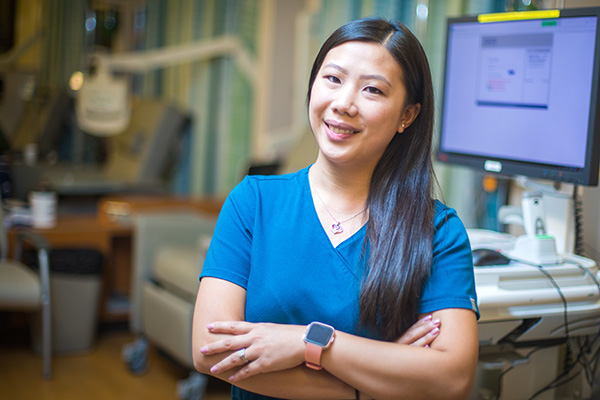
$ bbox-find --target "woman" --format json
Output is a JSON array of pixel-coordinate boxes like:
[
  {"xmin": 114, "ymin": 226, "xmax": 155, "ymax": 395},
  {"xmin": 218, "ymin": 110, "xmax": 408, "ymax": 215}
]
[{"xmin": 192, "ymin": 17, "xmax": 479, "ymax": 399}]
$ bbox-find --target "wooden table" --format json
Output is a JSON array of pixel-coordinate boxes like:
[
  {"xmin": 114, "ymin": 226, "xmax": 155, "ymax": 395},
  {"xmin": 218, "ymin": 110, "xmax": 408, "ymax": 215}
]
[
  {"xmin": 10, "ymin": 214, "xmax": 132, "ymax": 322},
  {"xmin": 10, "ymin": 195, "xmax": 224, "ymax": 323}
]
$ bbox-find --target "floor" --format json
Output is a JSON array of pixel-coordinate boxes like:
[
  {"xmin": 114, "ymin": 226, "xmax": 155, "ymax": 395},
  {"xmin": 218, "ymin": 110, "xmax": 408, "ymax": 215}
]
[{"xmin": 0, "ymin": 314, "xmax": 231, "ymax": 400}]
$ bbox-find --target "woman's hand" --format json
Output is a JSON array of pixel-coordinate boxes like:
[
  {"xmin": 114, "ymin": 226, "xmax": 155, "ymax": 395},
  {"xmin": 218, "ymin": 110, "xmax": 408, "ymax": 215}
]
[
  {"xmin": 200, "ymin": 321, "xmax": 306, "ymax": 382},
  {"xmin": 396, "ymin": 314, "xmax": 440, "ymax": 346}
]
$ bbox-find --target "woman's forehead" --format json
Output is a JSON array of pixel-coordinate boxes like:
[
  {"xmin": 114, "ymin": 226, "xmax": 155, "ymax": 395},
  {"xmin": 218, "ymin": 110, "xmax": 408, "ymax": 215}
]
[{"xmin": 321, "ymin": 41, "xmax": 404, "ymax": 84}]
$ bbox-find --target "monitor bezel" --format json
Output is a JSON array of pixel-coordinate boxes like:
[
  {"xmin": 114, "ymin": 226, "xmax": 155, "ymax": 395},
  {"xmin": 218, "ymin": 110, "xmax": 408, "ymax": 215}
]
[{"xmin": 436, "ymin": 7, "xmax": 600, "ymax": 187}]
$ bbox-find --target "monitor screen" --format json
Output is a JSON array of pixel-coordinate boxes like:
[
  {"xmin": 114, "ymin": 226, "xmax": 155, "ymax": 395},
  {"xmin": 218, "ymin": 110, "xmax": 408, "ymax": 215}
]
[{"xmin": 437, "ymin": 8, "xmax": 600, "ymax": 186}]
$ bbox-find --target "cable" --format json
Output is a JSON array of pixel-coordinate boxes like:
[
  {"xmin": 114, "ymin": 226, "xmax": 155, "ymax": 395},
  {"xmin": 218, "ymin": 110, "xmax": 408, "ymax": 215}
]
[
  {"xmin": 565, "ymin": 259, "xmax": 600, "ymax": 387},
  {"xmin": 511, "ymin": 258, "xmax": 571, "ymax": 339},
  {"xmin": 587, "ymin": 335, "xmax": 600, "ymax": 385},
  {"xmin": 496, "ymin": 346, "xmax": 555, "ymax": 400},
  {"xmin": 528, "ymin": 368, "xmax": 582, "ymax": 400},
  {"xmin": 527, "ymin": 333, "xmax": 600, "ymax": 399},
  {"xmin": 573, "ymin": 185, "xmax": 585, "ymax": 256},
  {"xmin": 503, "ymin": 257, "xmax": 572, "ymax": 399},
  {"xmin": 490, "ymin": 255, "xmax": 600, "ymax": 398},
  {"xmin": 514, "ymin": 258, "xmax": 600, "ymax": 399}
]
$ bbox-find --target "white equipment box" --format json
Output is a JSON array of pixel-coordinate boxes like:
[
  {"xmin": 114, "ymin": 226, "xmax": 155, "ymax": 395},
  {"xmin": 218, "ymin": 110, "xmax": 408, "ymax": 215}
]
[{"xmin": 469, "ymin": 229, "xmax": 600, "ymax": 400}]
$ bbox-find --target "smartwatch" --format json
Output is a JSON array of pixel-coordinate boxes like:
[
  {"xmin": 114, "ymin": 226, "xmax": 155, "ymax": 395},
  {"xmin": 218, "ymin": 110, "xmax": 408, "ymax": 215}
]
[{"xmin": 303, "ymin": 322, "xmax": 335, "ymax": 370}]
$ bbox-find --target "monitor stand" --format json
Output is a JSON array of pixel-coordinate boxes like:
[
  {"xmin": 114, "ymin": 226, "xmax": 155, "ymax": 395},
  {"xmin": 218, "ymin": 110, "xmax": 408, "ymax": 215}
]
[{"xmin": 504, "ymin": 176, "xmax": 577, "ymax": 256}]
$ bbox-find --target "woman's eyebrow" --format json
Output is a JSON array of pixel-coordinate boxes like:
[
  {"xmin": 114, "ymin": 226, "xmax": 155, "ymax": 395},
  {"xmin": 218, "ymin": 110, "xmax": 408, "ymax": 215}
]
[
  {"xmin": 361, "ymin": 74, "xmax": 392, "ymax": 88},
  {"xmin": 322, "ymin": 63, "xmax": 392, "ymax": 87},
  {"xmin": 323, "ymin": 63, "xmax": 348, "ymax": 74}
]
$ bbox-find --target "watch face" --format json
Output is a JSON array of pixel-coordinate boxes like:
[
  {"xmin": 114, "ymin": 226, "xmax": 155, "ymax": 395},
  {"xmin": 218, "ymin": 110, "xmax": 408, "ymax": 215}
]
[{"xmin": 306, "ymin": 322, "xmax": 334, "ymax": 346}]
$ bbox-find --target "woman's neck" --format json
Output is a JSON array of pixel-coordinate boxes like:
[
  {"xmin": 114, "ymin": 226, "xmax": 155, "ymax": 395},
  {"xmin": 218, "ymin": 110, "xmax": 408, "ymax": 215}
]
[
  {"xmin": 309, "ymin": 155, "xmax": 372, "ymax": 212},
  {"xmin": 309, "ymin": 156, "xmax": 371, "ymax": 246}
]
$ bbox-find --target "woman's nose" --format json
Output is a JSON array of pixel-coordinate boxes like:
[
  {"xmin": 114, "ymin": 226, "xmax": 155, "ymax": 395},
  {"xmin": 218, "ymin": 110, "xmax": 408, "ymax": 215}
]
[{"xmin": 331, "ymin": 87, "xmax": 358, "ymax": 116}]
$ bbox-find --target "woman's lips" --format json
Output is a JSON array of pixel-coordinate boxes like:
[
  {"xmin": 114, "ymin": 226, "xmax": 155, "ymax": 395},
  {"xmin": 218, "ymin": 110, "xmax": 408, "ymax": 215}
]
[{"xmin": 325, "ymin": 120, "xmax": 359, "ymax": 140}]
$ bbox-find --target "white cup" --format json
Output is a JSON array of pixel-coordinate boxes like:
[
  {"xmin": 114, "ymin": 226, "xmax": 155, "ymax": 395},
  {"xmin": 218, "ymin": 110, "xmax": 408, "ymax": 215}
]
[{"xmin": 29, "ymin": 191, "xmax": 57, "ymax": 229}]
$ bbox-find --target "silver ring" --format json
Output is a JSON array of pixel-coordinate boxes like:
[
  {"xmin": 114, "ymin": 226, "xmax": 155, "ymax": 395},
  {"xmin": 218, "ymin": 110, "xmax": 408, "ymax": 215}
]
[{"xmin": 237, "ymin": 348, "xmax": 249, "ymax": 364}]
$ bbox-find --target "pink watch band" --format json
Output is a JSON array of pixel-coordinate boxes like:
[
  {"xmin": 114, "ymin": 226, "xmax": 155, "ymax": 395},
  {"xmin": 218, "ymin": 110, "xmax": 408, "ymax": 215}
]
[{"xmin": 305, "ymin": 342, "xmax": 324, "ymax": 370}]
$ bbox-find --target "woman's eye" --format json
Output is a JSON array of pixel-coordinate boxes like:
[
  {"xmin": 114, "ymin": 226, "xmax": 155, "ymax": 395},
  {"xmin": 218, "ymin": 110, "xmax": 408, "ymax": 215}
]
[
  {"xmin": 325, "ymin": 75, "xmax": 340, "ymax": 84},
  {"xmin": 365, "ymin": 86, "xmax": 383, "ymax": 95}
]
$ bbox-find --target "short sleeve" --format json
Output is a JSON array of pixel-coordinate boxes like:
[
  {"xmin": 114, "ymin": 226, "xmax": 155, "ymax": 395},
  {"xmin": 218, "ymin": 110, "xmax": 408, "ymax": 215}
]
[
  {"xmin": 419, "ymin": 202, "xmax": 480, "ymax": 319},
  {"xmin": 199, "ymin": 177, "xmax": 256, "ymax": 289}
]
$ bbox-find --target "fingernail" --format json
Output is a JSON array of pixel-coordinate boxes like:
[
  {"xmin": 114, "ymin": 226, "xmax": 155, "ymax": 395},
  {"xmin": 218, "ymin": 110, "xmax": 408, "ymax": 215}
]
[
  {"xmin": 200, "ymin": 346, "xmax": 208, "ymax": 354},
  {"xmin": 431, "ymin": 327, "xmax": 440, "ymax": 336},
  {"xmin": 207, "ymin": 323, "xmax": 214, "ymax": 331},
  {"xmin": 228, "ymin": 375, "xmax": 236, "ymax": 382},
  {"xmin": 210, "ymin": 365, "xmax": 218, "ymax": 373},
  {"xmin": 422, "ymin": 315, "xmax": 432, "ymax": 322},
  {"xmin": 432, "ymin": 318, "xmax": 441, "ymax": 326}
]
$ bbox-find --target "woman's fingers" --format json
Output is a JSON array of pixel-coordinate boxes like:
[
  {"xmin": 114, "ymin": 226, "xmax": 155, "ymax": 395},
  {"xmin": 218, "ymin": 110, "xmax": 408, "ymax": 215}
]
[
  {"xmin": 396, "ymin": 314, "xmax": 441, "ymax": 346},
  {"xmin": 200, "ymin": 321, "xmax": 254, "ymax": 355},
  {"xmin": 207, "ymin": 320, "xmax": 253, "ymax": 334},
  {"xmin": 407, "ymin": 326, "xmax": 440, "ymax": 347},
  {"xmin": 209, "ymin": 347, "xmax": 252, "ymax": 375},
  {"xmin": 200, "ymin": 336, "xmax": 249, "ymax": 356},
  {"xmin": 228, "ymin": 362, "xmax": 260, "ymax": 382}
]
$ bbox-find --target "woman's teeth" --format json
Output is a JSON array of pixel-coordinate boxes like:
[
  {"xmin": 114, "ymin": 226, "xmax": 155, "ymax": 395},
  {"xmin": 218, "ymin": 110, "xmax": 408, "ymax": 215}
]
[{"xmin": 329, "ymin": 125, "xmax": 354, "ymax": 135}]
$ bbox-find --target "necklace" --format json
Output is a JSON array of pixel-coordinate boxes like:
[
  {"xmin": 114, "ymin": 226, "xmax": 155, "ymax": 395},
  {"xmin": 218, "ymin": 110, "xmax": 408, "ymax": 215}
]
[{"xmin": 312, "ymin": 184, "xmax": 367, "ymax": 235}]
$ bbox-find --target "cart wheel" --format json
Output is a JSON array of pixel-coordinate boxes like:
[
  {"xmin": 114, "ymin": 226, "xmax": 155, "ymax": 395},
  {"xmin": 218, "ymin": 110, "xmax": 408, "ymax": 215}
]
[
  {"xmin": 177, "ymin": 371, "xmax": 209, "ymax": 400},
  {"xmin": 121, "ymin": 336, "xmax": 149, "ymax": 375}
]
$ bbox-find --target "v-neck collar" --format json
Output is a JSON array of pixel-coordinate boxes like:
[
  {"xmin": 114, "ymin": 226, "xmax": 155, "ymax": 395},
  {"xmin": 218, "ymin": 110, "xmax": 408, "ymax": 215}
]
[{"xmin": 303, "ymin": 167, "xmax": 368, "ymax": 250}]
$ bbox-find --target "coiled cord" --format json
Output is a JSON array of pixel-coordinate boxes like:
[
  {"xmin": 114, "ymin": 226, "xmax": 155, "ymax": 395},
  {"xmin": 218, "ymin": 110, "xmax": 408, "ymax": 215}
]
[{"xmin": 573, "ymin": 185, "xmax": 585, "ymax": 256}]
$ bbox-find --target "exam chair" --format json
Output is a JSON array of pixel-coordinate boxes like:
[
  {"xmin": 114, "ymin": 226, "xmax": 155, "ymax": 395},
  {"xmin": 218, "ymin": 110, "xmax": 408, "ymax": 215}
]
[
  {"xmin": 124, "ymin": 210, "xmax": 217, "ymax": 399},
  {"xmin": 0, "ymin": 208, "xmax": 52, "ymax": 379}
]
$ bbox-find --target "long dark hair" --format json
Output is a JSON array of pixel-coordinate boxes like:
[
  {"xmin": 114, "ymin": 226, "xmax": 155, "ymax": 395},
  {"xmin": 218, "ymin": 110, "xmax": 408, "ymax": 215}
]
[{"xmin": 308, "ymin": 18, "xmax": 436, "ymax": 341}]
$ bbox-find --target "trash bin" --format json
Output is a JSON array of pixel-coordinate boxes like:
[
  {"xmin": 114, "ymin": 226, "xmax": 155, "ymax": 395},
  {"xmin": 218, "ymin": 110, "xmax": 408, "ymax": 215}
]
[{"xmin": 25, "ymin": 248, "xmax": 104, "ymax": 354}]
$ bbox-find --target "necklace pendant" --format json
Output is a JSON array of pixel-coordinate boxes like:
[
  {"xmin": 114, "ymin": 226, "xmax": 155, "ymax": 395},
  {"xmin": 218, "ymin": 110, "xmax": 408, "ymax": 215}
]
[{"xmin": 331, "ymin": 222, "xmax": 344, "ymax": 235}]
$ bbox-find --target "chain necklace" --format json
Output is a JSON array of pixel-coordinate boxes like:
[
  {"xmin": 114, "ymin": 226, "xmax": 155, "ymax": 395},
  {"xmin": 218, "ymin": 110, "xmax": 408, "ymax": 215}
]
[{"xmin": 312, "ymin": 183, "xmax": 367, "ymax": 235}]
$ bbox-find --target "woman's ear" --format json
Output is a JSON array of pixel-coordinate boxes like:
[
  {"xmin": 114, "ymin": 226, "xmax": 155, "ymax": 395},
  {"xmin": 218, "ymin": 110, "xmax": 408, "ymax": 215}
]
[{"xmin": 397, "ymin": 103, "xmax": 421, "ymax": 133}]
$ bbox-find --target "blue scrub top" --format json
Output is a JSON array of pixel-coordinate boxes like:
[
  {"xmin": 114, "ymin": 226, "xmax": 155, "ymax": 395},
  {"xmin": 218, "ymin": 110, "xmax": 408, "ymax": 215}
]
[{"xmin": 200, "ymin": 166, "xmax": 478, "ymax": 399}]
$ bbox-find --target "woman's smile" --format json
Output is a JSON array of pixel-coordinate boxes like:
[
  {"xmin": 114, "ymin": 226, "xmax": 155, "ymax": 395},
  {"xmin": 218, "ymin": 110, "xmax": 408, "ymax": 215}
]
[{"xmin": 325, "ymin": 120, "xmax": 360, "ymax": 140}]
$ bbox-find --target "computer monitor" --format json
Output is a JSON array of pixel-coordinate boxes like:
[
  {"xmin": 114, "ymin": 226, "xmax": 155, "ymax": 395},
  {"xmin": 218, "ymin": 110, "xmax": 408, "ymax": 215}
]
[{"xmin": 437, "ymin": 7, "xmax": 600, "ymax": 187}]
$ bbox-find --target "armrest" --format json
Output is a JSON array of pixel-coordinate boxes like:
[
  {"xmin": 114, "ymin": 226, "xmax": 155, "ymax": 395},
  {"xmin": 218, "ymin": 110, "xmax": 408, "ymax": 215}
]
[{"xmin": 129, "ymin": 211, "xmax": 217, "ymax": 333}]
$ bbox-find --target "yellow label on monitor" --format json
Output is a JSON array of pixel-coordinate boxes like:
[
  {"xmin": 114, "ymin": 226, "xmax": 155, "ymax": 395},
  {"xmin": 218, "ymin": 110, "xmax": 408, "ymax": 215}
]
[{"xmin": 478, "ymin": 10, "xmax": 560, "ymax": 23}]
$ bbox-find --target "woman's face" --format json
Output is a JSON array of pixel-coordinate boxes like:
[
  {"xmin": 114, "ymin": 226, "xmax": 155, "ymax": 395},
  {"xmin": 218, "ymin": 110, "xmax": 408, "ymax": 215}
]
[{"xmin": 309, "ymin": 41, "xmax": 419, "ymax": 169}]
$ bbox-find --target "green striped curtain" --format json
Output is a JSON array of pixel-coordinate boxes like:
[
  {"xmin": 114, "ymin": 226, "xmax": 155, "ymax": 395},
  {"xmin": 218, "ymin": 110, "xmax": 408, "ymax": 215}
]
[
  {"xmin": 141, "ymin": 0, "xmax": 259, "ymax": 195},
  {"xmin": 41, "ymin": 0, "xmax": 87, "ymax": 90},
  {"xmin": 40, "ymin": 0, "xmax": 258, "ymax": 195}
]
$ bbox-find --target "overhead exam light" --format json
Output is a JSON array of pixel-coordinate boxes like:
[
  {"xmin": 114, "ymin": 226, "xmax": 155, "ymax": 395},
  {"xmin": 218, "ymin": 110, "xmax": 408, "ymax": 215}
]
[
  {"xmin": 74, "ymin": 58, "xmax": 130, "ymax": 137},
  {"xmin": 73, "ymin": 36, "xmax": 257, "ymax": 137}
]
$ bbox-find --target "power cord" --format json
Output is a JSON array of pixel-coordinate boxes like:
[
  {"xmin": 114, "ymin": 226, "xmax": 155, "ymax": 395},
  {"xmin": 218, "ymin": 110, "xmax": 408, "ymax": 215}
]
[
  {"xmin": 487, "ymin": 246, "xmax": 600, "ymax": 399},
  {"xmin": 492, "ymin": 257, "xmax": 571, "ymax": 399},
  {"xmin": 514, "ymin": 258, "xmax": 600, "ymax": 399}
]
